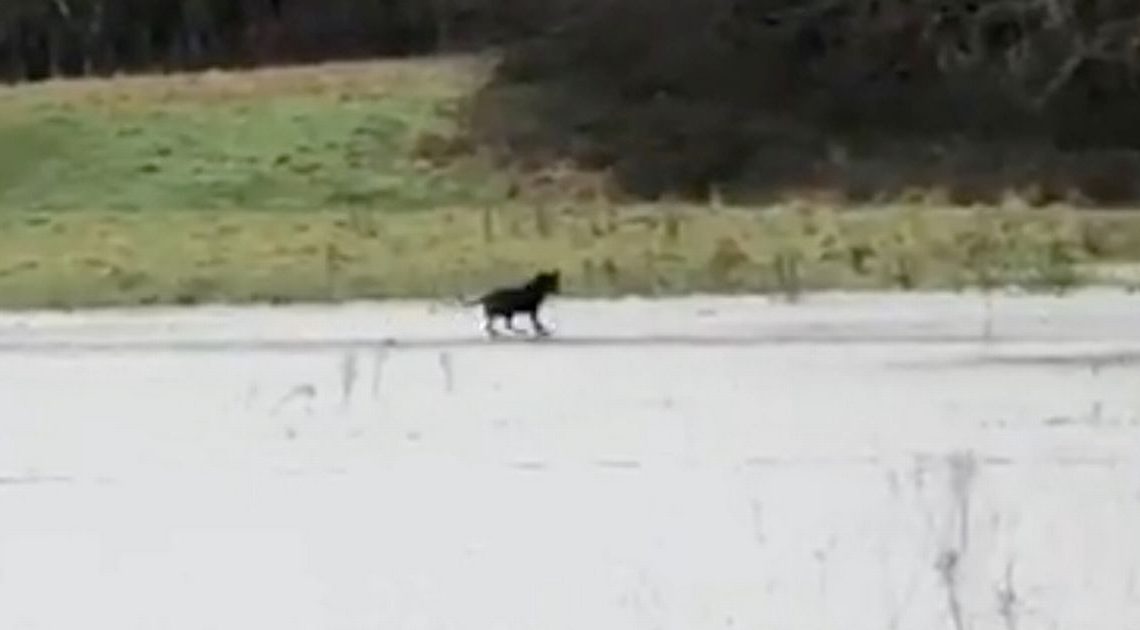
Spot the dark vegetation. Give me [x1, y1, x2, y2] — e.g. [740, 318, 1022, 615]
[466, 0, 1140, 205]
[0, 0, 532, 79]
[5, 0, 1140, 205]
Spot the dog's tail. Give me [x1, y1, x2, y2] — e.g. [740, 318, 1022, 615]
[455, 294, 484, 308]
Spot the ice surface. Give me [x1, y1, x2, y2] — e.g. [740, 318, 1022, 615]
[1, 291, 1139, 629]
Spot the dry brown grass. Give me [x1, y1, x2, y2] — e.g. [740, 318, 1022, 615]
[0, 204, 1137, 310]
[2, 54, 493, 107]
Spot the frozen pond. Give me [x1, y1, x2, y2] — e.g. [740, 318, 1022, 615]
[1, 291, 1139, 630]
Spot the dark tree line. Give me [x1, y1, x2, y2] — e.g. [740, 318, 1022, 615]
[470, 0, 1140, 203]
[0, 0, 558, 81]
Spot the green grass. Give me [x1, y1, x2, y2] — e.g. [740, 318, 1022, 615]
[0, 204, 1139, 310]
[0, 57, 506, 212]
[1, 56, 1140, 309]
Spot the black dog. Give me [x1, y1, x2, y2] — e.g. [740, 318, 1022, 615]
[463, 270, 561, 337]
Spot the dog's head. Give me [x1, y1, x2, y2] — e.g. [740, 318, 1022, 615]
[532, 269, 561, 294]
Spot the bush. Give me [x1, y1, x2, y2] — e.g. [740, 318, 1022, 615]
[469, 0, 1140, 204]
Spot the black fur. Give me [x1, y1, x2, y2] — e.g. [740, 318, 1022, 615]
[464, 270, 561, 337]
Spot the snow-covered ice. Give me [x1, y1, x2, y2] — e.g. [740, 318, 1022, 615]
[1, 291, 1139, 630]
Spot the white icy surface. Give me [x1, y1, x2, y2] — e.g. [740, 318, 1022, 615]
[1, 291, 1139, 629]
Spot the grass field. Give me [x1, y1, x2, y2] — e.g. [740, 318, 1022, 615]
[2, 204, 1140, 309]
[2, 56, 1140, 309]
[0, 56, 503, 213]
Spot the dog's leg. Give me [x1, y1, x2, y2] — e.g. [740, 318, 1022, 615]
[505, 314, 526, 335]
[483, 315, 501, 338]
[529, 310, 550, 336]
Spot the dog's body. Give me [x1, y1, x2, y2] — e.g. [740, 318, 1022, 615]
[464, 271, 561, 337]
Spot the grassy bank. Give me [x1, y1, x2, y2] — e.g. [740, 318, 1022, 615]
[0, 56, 504, 213]
[2, 57, 1140, 309]
[1, 205, 1139, 310]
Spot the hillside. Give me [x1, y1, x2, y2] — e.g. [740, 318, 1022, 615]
[0, 56, 503, 213]
[0, 56, 1138, 309]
